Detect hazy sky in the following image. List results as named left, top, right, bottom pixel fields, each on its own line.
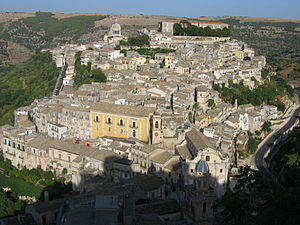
left=1, top=0, right=300, bottom=19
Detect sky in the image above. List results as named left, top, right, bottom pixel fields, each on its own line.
left=1, top=0, right=300, bottom=20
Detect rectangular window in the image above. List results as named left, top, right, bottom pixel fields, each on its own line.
left=220, top=169, right=223, bottom=173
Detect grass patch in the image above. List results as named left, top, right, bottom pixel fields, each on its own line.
left=0, top=173, right=42, bottom=198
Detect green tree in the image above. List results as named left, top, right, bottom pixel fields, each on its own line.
left=0, top=51, right=59, bottom=125
left=120, top=35, right=150, bottom=47
left=173, top=21, right=230, bottom=37
left=74, top=52, right=107, bottom=88
left=261, top=121, right=272, bottom=134
left=208, top=99, right=215, bottom=107
left=62, top=168, right=68, bottom=175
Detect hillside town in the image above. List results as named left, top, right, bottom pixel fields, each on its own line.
left=0, top=19, right=297, bottom=225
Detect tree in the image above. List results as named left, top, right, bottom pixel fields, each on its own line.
left=247, top=132, right=261, bottom=154
left=120, top=35, right=150, bottom=47
left=62, top=168, right=68, bottom=175
left=173, top=21, right=230, bottom=37
left=261, top=121, right=272, bottom=134
left=74, top=52, right=107, bottom=88
left=208, top=99, right=215, bottom=108
left=286, top=153, right=300, bottom=167
left=170, top=94, right=174, bottom=114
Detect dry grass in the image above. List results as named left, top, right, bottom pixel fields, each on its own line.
left=52, top=13, right=107, bottom=19
left=0, top=12, right=35, bottom=23
left=196, top=16, right=300, bottom=23
left=0, top=13, right=299, bottom=25
left=94, top=14, right=183, bottom=27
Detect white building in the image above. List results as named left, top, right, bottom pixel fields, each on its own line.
left=47, top=123, right=67, bottom=139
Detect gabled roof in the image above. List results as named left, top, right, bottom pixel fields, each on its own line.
left=186, top=128, right=215, bottom=151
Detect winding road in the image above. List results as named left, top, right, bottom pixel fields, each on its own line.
left=254, top=106, right=300, bottom=174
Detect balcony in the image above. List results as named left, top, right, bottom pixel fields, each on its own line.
left=129, top=125, right=138, bottom=129
left=93, top=120, right=100, bottom=123
left=117, top=123, right=125, bottom=127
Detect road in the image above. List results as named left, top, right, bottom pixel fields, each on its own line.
left=53, top=63, right=68, bottom=96
left=254, top=106, right=300, bottom=174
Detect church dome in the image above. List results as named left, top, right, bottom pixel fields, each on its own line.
left=195, top=160, right=209, bottom=173
left=111, top=23, right=121, bottom=31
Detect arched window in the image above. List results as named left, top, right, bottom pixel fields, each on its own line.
left=203, top=202, right=207, bottom=214
left=108, top=117, right=112, bottom=124
left=120, top=119, right=123, bottom=126
left=95, top=116, right=99, bottom=122
left=155, top=121, right=159, bottom=129
left=132, top=130, right=136, bottom=137
left=205, top=155, right=210, bottom=162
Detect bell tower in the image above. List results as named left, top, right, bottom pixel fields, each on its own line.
left=152, top=115, right=162, bottom=144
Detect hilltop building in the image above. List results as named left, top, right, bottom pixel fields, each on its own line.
left=159, top=20, right=229, bottom=34
left=104, top=20, right=126, bottom=44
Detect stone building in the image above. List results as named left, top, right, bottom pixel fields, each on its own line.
left=104, top=21, right=125, bottom=44
left=159, top=20, right=229, bottom=34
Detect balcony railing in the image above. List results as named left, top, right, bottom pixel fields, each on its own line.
left=129, top=125, right=138, bottom=129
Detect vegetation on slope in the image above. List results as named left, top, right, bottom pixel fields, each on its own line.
left=135, top=48, right=175, bottom=58
left=0, top=51, right=59, bottom=125
left=0, top=156, right=72, bottom=218
left=220, top=127, right=300, bottom=225
left=0, top=12, right=107, bottom=50
left=119, top=34, right=150, bottom=47
left=214, top=73, right=294, bottom=111
left=74, top=51, right=107, bottom=88
left=0, top=190, right=23, bottom=218
left=219, top=19, right=300, bottom=85
left=173, top=20, right=230, bottom=37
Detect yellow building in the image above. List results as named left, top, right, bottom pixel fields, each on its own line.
left=234, top=50, right=244, bottom=59
left=164, top=55, right=174, bottom=68
left=235, top=49, right=255, bottom=59
left=149, top=59, right=156, bottom=64
left=91, top=103, right=155, bottom=142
